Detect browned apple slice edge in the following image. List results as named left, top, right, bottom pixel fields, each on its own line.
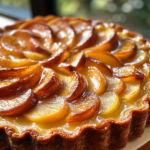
left=0, top=89, right=37, bottom=116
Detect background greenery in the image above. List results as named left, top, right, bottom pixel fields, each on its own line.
left=0, top=0, right=30, bottom=10
left=0, top=0, right=149, bottom=39
left=56, top=0, right=150, bottom=39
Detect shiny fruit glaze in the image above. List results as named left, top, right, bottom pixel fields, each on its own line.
left=0, top=16, right=149, bottom=134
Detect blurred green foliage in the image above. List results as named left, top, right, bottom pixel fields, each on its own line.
left=0, top=0, right=149, bottom=38
left=56, top=0, right=150, bottom=39
left=0, top=0, right=30, bottom=10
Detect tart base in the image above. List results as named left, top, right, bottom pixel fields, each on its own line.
left=0, top=97, right=149, bottom=150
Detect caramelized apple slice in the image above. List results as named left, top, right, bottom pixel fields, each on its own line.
left=23, top=51, right=49, bottom=60
left=0, top=64, right=41, bottom=79
left=33, top=15, right=55, bottom=22
left=28, top=38, right=51, bottom=56
left=85, top=56, right=112, bottom=76
left=0, top=89, right=37, bottom=116
left=83, top=23, right=117, bottom=51
left=105, top=76, right=124, bottom=95
left=113, top=39, right=136, bottom=61
left=124, top=50, right=147, bottom=67
left=63, top=17, right=85, bottom=23
left=58, top=71, right=87, bottom=102
left=146, top=51, right=150, bottom=64
left=99, top=92, right=120, bottom=116
left=33, top=68, right=62, bottom=100
left=48, top=18, right=75, bottom=48
left=113, top=66, right=144, bottom=82
left=66, top=51, right=86, bottom=70
left=84, top=50, right=123, bottom=68
left=33, top=16, right=44, bottom=22
left=117, top=29, right=143, bottom=43
left=0, top=57, right=36, bottom=68
left=120, top=81, right=140, bottom=101
left=20, top=21, right=54, bottom=49
left=11, top=29, right=38, bottom=45
left=67, top=92, right=100, bottom=122
left=138, top=38, right=150, bottom=50
left=141, top=63, right=150, bottom=81
left=44, top=15, right=56, bottom=22
left=0, top=68, right=43, bottom=98
left=80, top=66, right=106, bottom=95
left=24, top=96, right=68, bottom=123
left=1, top=36, right=24, bottom=57
left=71, top=20, right=97, bottom=50
left=52, top=63, right=73, bottom=75
left=40, top=43, right=70, bottom=67
left=1, top=30, right=39, bottom=57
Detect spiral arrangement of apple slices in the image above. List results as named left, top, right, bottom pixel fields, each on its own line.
left=0, top=15, right=150, bottom=124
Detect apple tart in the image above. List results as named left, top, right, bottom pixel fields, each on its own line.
left=0, top=15, right=150, bottom=150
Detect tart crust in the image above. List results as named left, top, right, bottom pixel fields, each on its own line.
left=0, top=17, right=150, bottom=150
left=0, top=97, right=149, bottom=150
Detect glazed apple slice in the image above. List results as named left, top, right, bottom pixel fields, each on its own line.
left=20, top=21, right=54, bottom=49
left=24, top=96, right=68, bottom=123
left=0, top=67, right=43, bottom=98
left=67, top=92, right=100, bottom=122
left=0, top=64, right=41, bottom=79
left=1, top=30, right=39, bottom=57
left=138, top=38, right=150, bottom=50
left=80, top=66, right=106, bottom=95
left=32, top=16, right=44, bottom=22
left=99, top=91, right=120, bottom=116
left=105, top=76, right=124, bottom=95
left=44, top=15, right=56, bottom=22
left=66, top=51, right=86, bottom=70
left=84, top=50, right=123, bottom=68
left=48, top=18, right=75, bottom=48
left=63, top=17, right=85, bottom=23
left=113, top=39, right=136, bottom=61
left=0, top=89, right=37, bottom=116
left=85, top=56, right=112, bottom=76
left=71, top=20, right=97, bottom=50
left=1, top=36, right=24, bottom=57
left=120, top=81, right=140, bottom=101
left=33, top=15, right=55, bottom=22
left=124, top=50, right=147, bottom=67
left=117, top=29, right=143, bottom=43
left=23, top=51, right=49, bottom=60
left=0, top=57, right=36, bottom=68
left=83, top=22, right=117, bottom=51
left=141, top=63, right=150, bottom=81
left=27, top=38, right=51, bottom=56
left=33, top=68, right=62, bottom=100
left=52, top=63, right=73, bottom=75
left=39, top=43, right=70, bottom=67
left=30, top=15, right=56, bottom=24
left=113, top=66, right=144, bottom=82
left=11, top=29, right=38, bottom=45
left=58, top=71, right=87, bottom=102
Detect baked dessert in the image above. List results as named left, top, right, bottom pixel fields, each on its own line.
left=0, top=15, right=150, bottom=150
